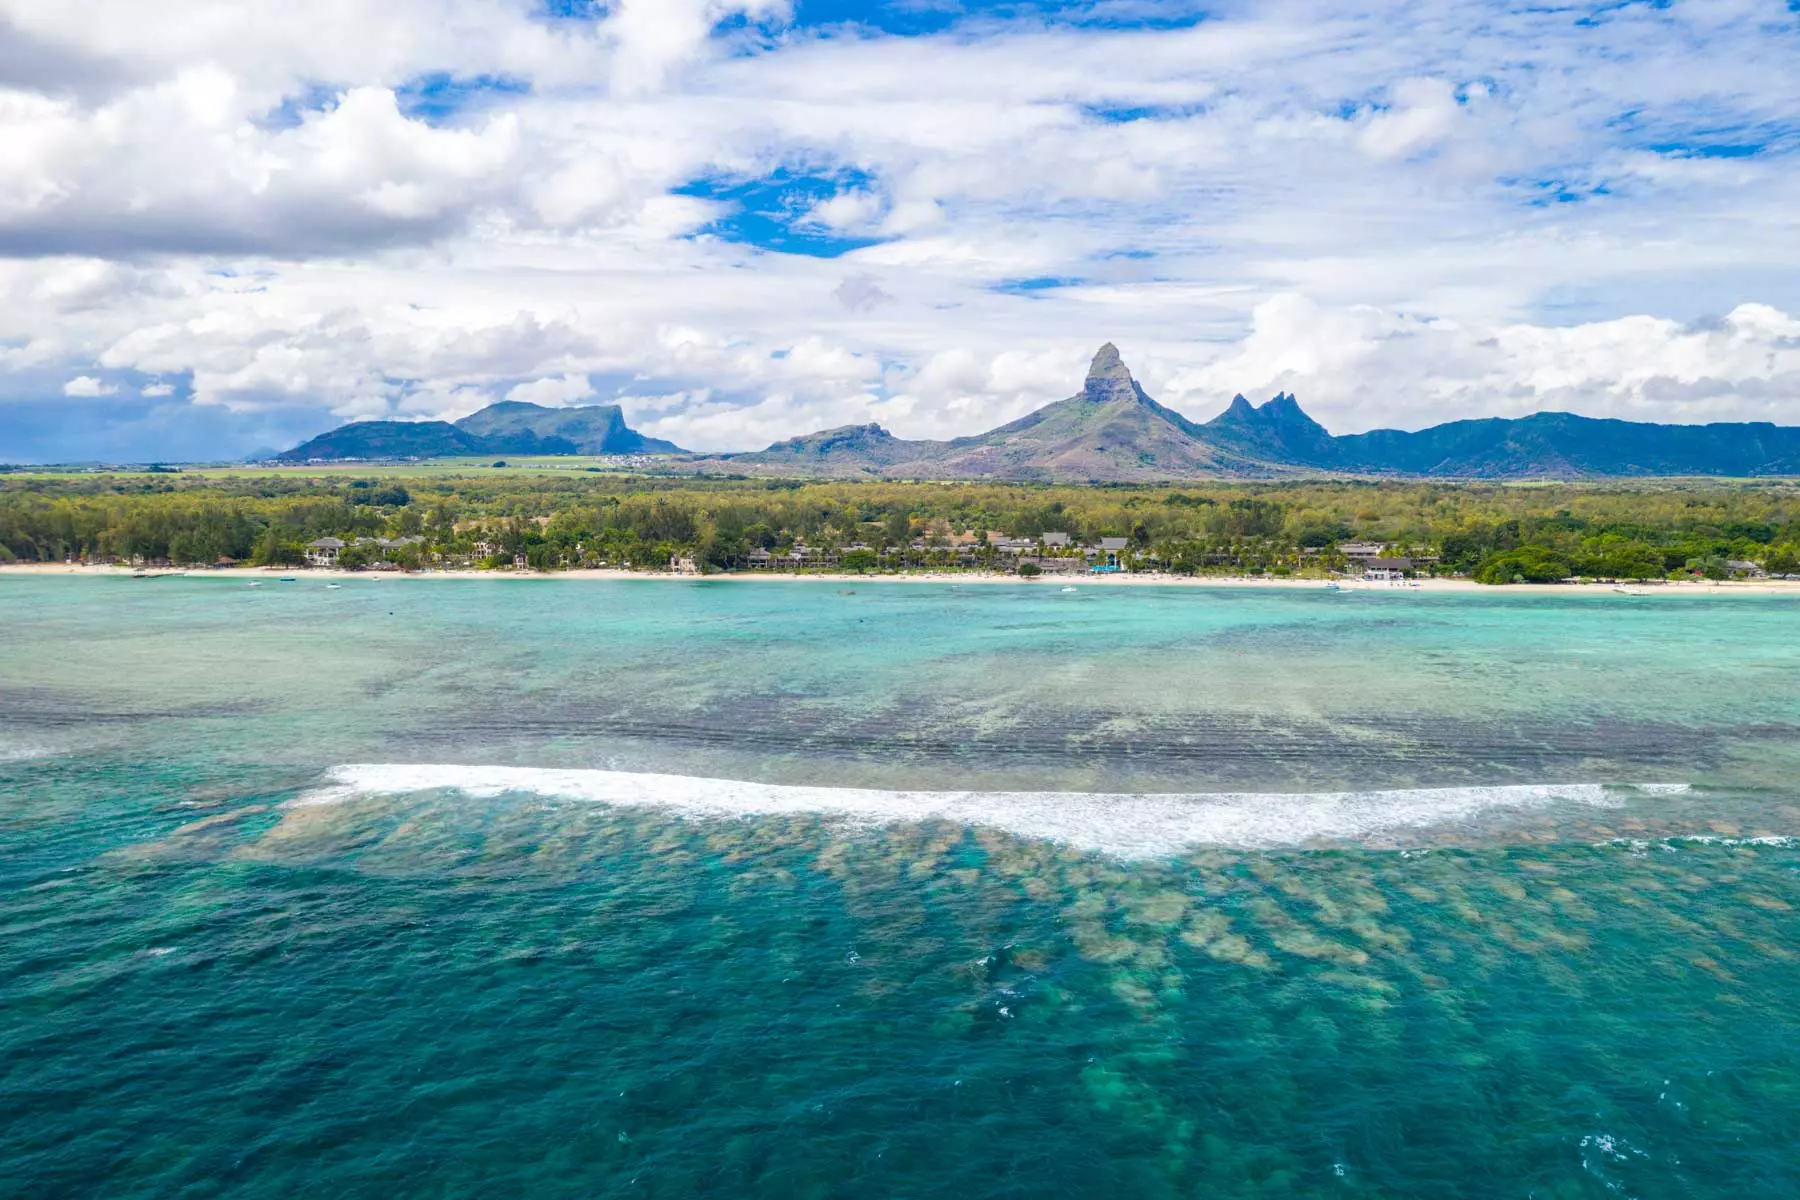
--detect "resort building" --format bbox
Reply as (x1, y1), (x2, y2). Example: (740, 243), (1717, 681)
(1094, 536), (1130, 568)
(1363, 557), (1413, 581)
(305, 537), (345, 566)
(1339, 541), (1390, 564)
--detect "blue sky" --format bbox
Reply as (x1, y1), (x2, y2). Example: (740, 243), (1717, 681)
(0, 0), (1797, 460)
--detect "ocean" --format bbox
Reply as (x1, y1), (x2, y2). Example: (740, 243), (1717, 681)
(5, 576), (1800, 1196)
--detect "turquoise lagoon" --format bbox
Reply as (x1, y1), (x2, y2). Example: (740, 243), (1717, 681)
(4, 576), (1800, 1196)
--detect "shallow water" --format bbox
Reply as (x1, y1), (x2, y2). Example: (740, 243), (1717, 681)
(5, 577), (1800, 1196)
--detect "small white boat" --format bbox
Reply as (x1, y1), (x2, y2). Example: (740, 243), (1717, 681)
(1324, 582), (1341, 591)
(1061, 586), (1078, 593)
(248, 581), (262, 588)
(326, 583), (342, 589)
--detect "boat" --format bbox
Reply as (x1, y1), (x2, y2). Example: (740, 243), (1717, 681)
(1061, 586), (1078, 593)
(279, 577), (297, 583)
(248, 581), (262, 588)
(1324, 582), (1341, 591)
(326, 583), (342, 589)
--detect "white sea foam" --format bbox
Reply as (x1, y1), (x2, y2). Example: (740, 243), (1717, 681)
(0, 739), (55, 763)
(296, 764), (1691, 858)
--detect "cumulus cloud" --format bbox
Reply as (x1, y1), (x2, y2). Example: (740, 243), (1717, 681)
(606, 0), (792, 95)
(506, 373), (595, 407)
(1167, 295), (1800, 433)
(0, 0), (1798, 460)
(805, 188), (885, 232)
(62, 374), (114, 396)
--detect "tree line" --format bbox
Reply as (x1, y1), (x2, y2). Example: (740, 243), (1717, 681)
(3, 472), (1798, 581)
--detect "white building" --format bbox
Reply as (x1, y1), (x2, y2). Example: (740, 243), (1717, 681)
(1339, 541), (1389, 563)
(1363, 557), (1413, 581)
(305, 537), (344, 566)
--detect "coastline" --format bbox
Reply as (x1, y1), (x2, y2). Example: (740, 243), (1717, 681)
(4, 561), (1797, 595)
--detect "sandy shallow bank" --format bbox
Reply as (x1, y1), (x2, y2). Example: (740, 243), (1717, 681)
(5, 561), (1798, 596)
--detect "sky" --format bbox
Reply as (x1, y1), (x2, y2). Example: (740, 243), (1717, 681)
(1, 0), (1799, 462)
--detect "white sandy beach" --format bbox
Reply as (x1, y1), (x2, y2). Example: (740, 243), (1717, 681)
(5, 561), (1797, 596)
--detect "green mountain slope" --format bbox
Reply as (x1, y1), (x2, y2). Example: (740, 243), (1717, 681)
(1331, 412), (1800, 477)
(453, 402), (683, 455)
(732, 424), (946, 473)
(275, 421), (488, 462)
(277, 401), (683, 462)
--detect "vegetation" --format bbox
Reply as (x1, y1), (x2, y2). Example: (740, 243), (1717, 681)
(3, 471), (1798, 583)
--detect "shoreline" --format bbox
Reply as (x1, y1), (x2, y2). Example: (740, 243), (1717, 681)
(3, 562), (1796, 596)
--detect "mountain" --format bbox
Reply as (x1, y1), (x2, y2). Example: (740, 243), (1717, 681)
(1202, 392), (1339, 464)
(721, 344), (1290, 481)
(919, 344), (1284, 480)
(1329, 412), (1800, 477)
(747, 424), (944, 471)
(453, 401), (682, 455)
(275, 349), (1800, 478)
(275, 420), (488, 462)
(276, 401), (683, 462)
(718, 349), (1800, 481)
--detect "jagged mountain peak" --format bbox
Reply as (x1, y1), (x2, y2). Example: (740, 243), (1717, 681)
(1082, 342), (1143, 405)
(1202, 390), (1336, 465)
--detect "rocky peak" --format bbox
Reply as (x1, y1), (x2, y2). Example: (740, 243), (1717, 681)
(1260, 393), (1308, 420)
(1082, 342), (1141, 405)
(1202, 390), (1336, 465)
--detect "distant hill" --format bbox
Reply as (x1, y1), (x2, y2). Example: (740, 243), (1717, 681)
(276, 420), (489, 462)
(1328, 412), (1800, 477)
(276, 401), (683, 462)
(743, 423), (943, 471)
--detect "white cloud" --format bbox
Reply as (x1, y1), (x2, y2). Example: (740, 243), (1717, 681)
(1357, 77), (1463, 161)
(606, 0), (792, 96)
(1167, 295), (1800, 434)
(805, 188), (884, 232)
(505, 372), (595, 407)
(0, 0), (1797, 459)
(142, 382), (174, 396)
(62, 374), (115, 396)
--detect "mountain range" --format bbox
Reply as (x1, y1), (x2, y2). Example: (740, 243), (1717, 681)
(275, 401), (683, 462)
(276, 345), (1800, 479)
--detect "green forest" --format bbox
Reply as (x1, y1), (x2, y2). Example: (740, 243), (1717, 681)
(3, 470), (1799, 582)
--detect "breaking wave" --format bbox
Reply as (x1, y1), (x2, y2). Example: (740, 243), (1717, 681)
(296, 764), (1690, 858)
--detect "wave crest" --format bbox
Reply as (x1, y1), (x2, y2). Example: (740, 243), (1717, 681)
(296, 764), (1689, 857)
